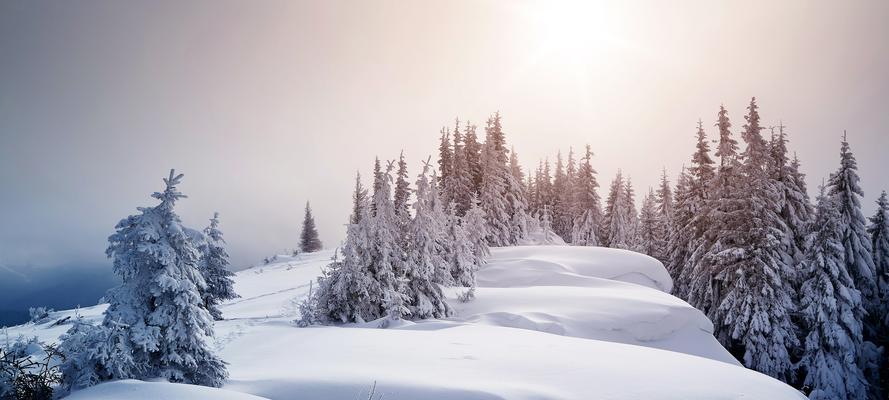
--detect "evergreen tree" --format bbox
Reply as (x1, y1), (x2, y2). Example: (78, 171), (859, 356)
(98, 169), (227, 387)
(652, 169), (673, 262)
(450, 125), (474, 216)
(300, 201), (323, 253)
(438, 127), (453, 191)
(446, 202), (476, 287)
(405, 161), (451, 318)
(371, 157), (383, 217)
(601, 170), (626, 248)
(368, 161), (411, 321)
(666, 168), (693, 297)
(826, 132), (878, 321)
(638, 189), (659, 257)
(463, 122), (483, 195)
(479, 113), (528, 246)
(393, 151), (411, 219)
(464, 194), (491, 264)
(200, 212), (239, 321)
(623, 177), (642, 252)
(799, 188), (868, 400)
(552, 151), (570, 240)
(868, 191), (889, 320)
(350, 171), (368, 225)
(571, 145), (601, 246)
(708, 98), (798, 381)
(769, 124), (813, 286)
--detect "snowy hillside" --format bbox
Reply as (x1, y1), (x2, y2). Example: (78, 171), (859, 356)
(6, 246), (804, 399)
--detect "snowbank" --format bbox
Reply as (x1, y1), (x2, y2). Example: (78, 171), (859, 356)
(5, 247), (805, 399)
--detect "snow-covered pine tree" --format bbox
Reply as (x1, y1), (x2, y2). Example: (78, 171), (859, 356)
(638, 189), (659, 257)
(100, 169), (228, 387)
(652, 169), (673, 262)
(708, 98), (798, 381)
(393, 151), (411, 220)
(446, 202), (474, 287)
(868, 191), (889, 322)
(866, 190), (889, 396)
(552, 151), (570, 240)
(438, 126), (453, 192)
(563, 148), (578, 242)
(682, 110), (740, 315)
(666, 168), (692, 297)
(668, 118), (716, 302)
(404, 160), (451, 319)
(450, 125), (474, 216)
(571, 145), (601, 246)
(509, 146), (524, 191)
(464, 194), (491, 261)
(371, 157), (383, 217)
(826, 132), (878, 323)
(799, 187), (868, 400)
(769, 123), (813, 287)
(201, 212), (239, 321)
(622, 176), (643, 252)
(463, 122), (483, 196)
(479, 113), (528, 246)
(601, 170), (626, 248)
(350, 171), (369, 225)
(369, 161), (411, 321)
(300, 201), (323, 253)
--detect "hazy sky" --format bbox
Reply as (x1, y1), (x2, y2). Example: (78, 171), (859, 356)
(1, 0), (888, 270)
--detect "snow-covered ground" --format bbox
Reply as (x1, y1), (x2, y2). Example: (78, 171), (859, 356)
(4, 246), (805, 399)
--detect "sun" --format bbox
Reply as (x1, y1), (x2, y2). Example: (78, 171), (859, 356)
(519, 1), (622, 58)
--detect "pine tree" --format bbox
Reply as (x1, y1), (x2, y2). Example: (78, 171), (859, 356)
(571, 145), (601, 246)
(799, 188), (868, 400)
(200, 212), (239, 321)
(708, 98), (798, 381)
(371, 157), (383, 217)
(350, 171), (368, 225)
(622, 176), (642, 251)
(393, 151), (411, 219)
(652, 169), (673, 262)
(300, 201), (323, 253)
(404, 160), (451, 318)
(464, 194), (491, 263)
(666, 168), (692, 297)
(368, 161), (411, 321)
(638, 189), (659, 257)
(601, 170), (626, 248)
(479, 113), (528, 246)
(99, 169), (227, 387)
(826, 132), (878, 321)
(463, 122), (483, 196)
(769, 123), (813, 286)
(438, 127), (453, 191)
(868, 191), (889, 320)
(446, 202), (475, 287)
(552, 151), (569, 240)
(450, 125), (474, 216)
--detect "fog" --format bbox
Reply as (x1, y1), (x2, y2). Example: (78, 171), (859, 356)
(2, 0), (888, 277)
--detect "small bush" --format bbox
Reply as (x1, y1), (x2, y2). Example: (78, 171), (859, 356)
(0, 337), (62, 400)
(27, 308), (53, 324)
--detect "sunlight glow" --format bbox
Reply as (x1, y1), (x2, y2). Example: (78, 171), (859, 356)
(521, 1), (623, 61)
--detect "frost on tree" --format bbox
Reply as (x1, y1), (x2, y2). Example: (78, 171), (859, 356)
(571, 145), (601, 246)
(707, 98), (798, 381)
(60, 170), (228, 390)
(404, 161), (452, 319)
(798, 188), (868, 400)
(638, 189), (659, 257)
(867, 191), (889, 327)
(200, 212), (239, 321)
(479, 113), (529, 246)
(826, 133), (878, 322)
(300, 201), (323, 252)
(601, 171), (638, 250)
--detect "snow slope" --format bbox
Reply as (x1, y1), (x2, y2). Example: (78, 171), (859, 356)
(4, 246), (804, 399)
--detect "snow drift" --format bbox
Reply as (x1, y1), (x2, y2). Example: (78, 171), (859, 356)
(5, 246), (804, 399)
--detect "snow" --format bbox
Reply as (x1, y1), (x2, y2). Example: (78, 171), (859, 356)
(4, 246), (804, 399)
(64, 380), (268, 400)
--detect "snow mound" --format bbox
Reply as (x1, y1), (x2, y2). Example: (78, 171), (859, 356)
(5, 247), (805, 399)
(481, 246), (672, 292)
(65, 380), (270, 400)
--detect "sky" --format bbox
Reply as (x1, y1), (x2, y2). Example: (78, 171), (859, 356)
(1, 0), (888, 276)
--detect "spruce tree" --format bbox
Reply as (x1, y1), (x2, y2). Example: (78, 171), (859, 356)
(393, 151), (411, 219)
(479, 113), (528, 246)
(666, 168), (693, 298)
(200, 212), (239, 321)
(652, 169), (673, 262)
(463, 122), (483, 196)
(101, 169), (228, 387)
(369, 161), (411, 321)
(601, 170), (626, 248)
(622, 176), (642, 252)
(709, 98), (798, 381)
(450, 126), (474, 216)
(826, 132), (878, 320)
(300, 201), (323, 252)
(799, 188), (868, 400)
(571, 145), (601, 246)
(868, 191), (889, 319)
(638, 189), (659, 257)
(405, 161), (451, 318)
(438, 127), (453, 191)
(350, 171), (368, 225)
(769, 124), (813, 286)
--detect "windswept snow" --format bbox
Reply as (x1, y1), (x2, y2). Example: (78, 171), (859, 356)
(4, 246), (804, 399)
